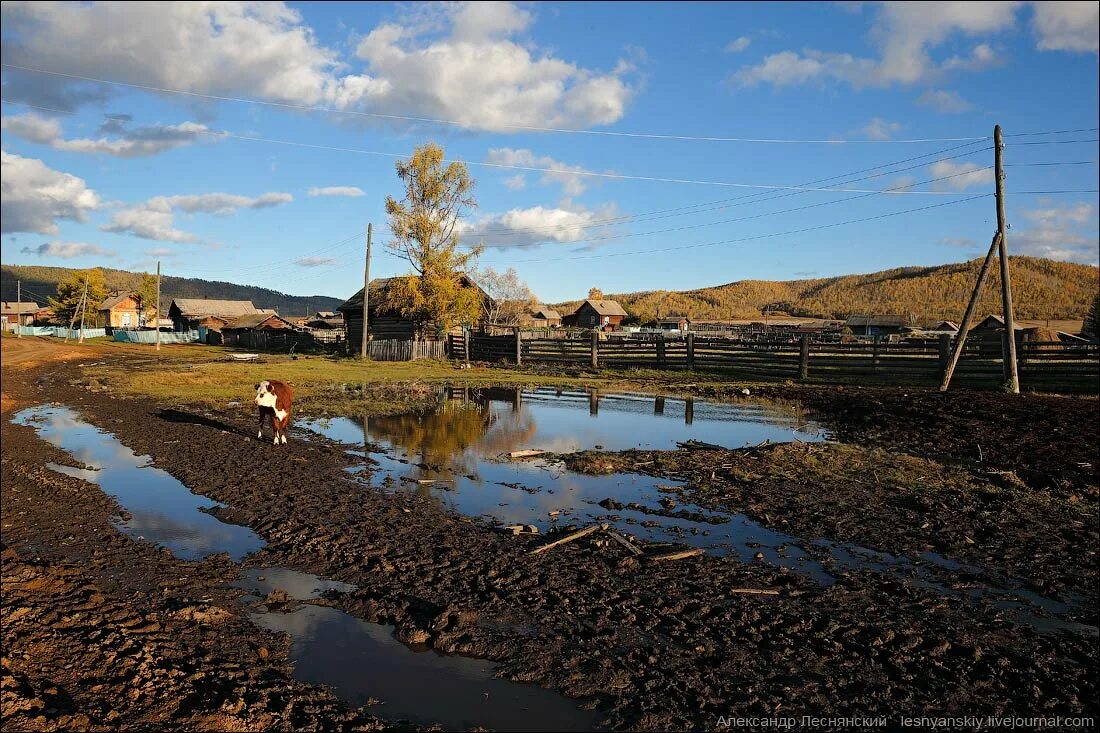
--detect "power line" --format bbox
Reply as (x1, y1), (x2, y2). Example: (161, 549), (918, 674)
(0, 63), (989, 144)
(1004, 128), (1099, 137)
(1011, 139), (1100, 146)
(506, 195), (989, 263)
(1004, 161), (1099, 167)
(476, 166), (995, 249)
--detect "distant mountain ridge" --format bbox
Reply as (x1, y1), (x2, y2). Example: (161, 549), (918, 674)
(552, 257), (1099, 324)
(0, 264), (344, 317)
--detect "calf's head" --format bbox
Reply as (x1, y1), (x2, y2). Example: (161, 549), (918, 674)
(254, 381), (278, 409)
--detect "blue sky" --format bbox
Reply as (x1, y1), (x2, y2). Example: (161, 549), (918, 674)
(1, 1), (1097, 304)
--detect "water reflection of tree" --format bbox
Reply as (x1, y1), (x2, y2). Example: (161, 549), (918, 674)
(367, 394), (536, 475)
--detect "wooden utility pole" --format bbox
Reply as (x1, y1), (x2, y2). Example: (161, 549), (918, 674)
(155, 261), (162, 351)
(939, 232), (1001, 391)
(361, 223), (372, 359)
(77, 277), (89, 343)
(994, 125), (1020, 393)
(16, 280), (21, 338)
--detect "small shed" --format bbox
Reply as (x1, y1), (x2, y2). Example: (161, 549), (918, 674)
(217, 312), (297, 348)
(972, 314), (1025, 332)
(527, 306), (562, 328)
(657, 316), (690, 333)
(844, 314), (910, 336)
(566, 299), (628, 331)
(168, 299), (261, 331)
(1, 301), (38, 331)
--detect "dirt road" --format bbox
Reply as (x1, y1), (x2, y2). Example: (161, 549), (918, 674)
(2, 338), (1097, 730)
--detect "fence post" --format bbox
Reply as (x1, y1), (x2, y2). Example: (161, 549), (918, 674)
(514, 327), (522, 365)
(463, 326), (470, 365)
(590, 331), (599, 369)
(448, 333), (455, 360)
(938, 334), (950, 373)
(798, 334), (810, 380)
(1001, 331), (1011, 382)
(872, 335), (881, 374)
(656, 334), (666, 369)
(686, 333), (695, 370)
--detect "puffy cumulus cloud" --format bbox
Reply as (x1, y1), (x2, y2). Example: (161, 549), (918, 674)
(459, 202), (622, 249)
(915, 88), (973, 113)
(0, 112), (216, 158)
(0, 1), (340, 110)
(1032, 1), (1099, 53)
(101, 191), (292, 242)
(731, 2), (1018, 89)
(929, 159), (994, 190)
(485, 148), (604, 197)
(307, 186), (365, 197)
(295, 256), (338, 267)
(20, 240), (115, 259)
(0, 150), (99, 234)
(1, 1), (636, 132)
(101, 199), (197, 243)
(860, 117), (902, 140)
(345, 2), (636, 131)
(1012, 201), (1099, 263)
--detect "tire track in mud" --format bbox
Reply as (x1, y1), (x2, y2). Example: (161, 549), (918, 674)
(10, 357), (1094, 730)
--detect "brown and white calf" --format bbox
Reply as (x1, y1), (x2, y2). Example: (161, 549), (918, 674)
(254, 380), (293, 445)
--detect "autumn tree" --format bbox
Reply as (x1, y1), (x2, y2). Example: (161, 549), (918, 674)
(1084, 291), (1100, 339)
(587, 287), (604, 300)
(135, 273), (158, 326)
(382, 142), (485, 334)
(49, 268), (107, 327)
(477, 267), (537, 326)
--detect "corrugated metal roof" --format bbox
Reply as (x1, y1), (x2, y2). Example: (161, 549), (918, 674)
(223, 313), (291, 330)
(171, 299), (258, 318)
(0, 301), (40, 315)
(532, 307), (561, 319)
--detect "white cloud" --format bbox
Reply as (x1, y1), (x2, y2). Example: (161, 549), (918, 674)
(1032, 1), (1099, 53)
(101, 191), (292, 242)
(1012, 202), (1099, 263)
(101, 199), (197, 243)
(1, 112), (216, 158)
(308, 186), (365, 197)
(731, 2), (1019, 89)
(502, 175), (527, 191)
(459, 203), (621, 249)
(860, 116), (902, 140)
(915, 88), (973, 113)
(0, 150), (99, 234)
(485, 148), (603, 197)
(20, 241), (115, 259)
(1, 2), (636, 132)
(295, 256), (338, 267)
(930, 159), (994, 190)
(144, 247), (177, 258)
(725, 36), (752, 53)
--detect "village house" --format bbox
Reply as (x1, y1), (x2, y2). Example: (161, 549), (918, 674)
(0, 301), (39, 331)
(167, 298), (263, 331)
(656, 316), (690, 333)
(564, 299), (628, 331)
(844, 314), (910, 337)
(98, 292), (156, 333)
(337, 275), (492, 353)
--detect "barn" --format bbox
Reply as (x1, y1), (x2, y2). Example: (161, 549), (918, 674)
(217, 312), (299, 348)
(168, 299), (261, 331)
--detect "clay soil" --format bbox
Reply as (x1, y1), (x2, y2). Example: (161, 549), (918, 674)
(2, 340), (1097, 731)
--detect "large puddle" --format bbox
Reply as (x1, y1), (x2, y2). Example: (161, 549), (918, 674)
(302, 388), (1096, 637)
(12, 404), (600, 729)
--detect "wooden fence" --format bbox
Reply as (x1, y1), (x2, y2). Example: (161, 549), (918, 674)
(462, 331), (1099, 392)
(368, 338), (448, 361)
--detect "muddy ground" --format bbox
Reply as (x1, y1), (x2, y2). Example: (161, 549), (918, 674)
(2, 343), (1098, 730)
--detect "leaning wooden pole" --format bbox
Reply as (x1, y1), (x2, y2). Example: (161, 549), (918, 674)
(940, 232), (1002, 391)
(155, 260), (162, 351)
(994, 125), (1020, 393)
(361, 223), (372, 360)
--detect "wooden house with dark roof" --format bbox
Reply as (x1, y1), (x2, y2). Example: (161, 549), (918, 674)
(337, 275), (492, 352)
(168, 298), (261, 331)
(564, 299), (628, 331)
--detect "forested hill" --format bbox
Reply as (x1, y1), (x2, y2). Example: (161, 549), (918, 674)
(0, 265), (344, 317)
(555, 257), (1099, 323)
